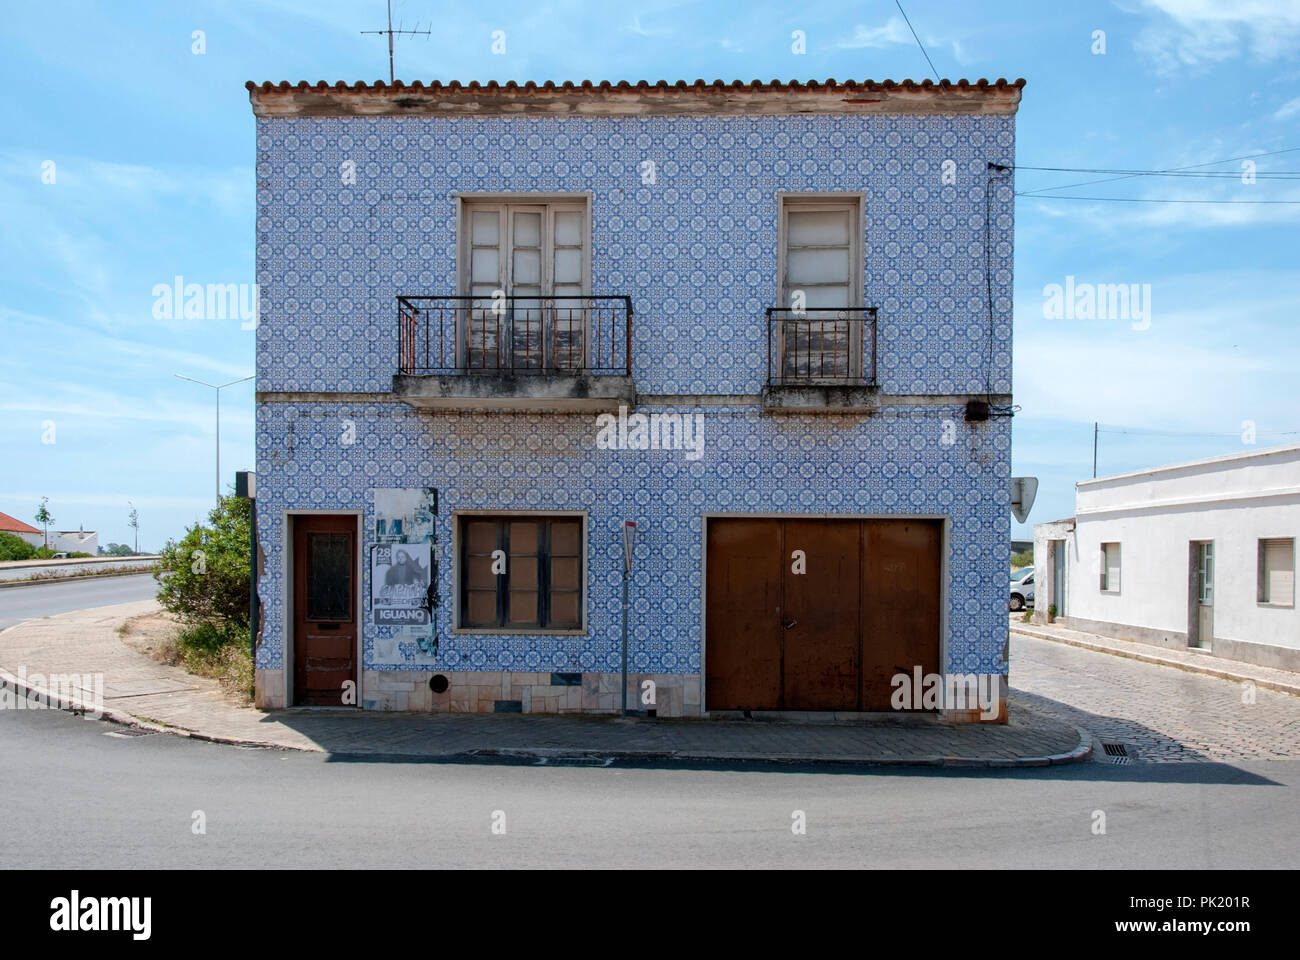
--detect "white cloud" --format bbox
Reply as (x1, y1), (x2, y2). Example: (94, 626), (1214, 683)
(1129, 0), (1300, 72)
(1274, 97), (1300, 120)
(836, 16), (913, 49)
(835, 14), (967, 66)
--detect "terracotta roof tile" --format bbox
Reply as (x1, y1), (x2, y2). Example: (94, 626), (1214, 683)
(0, 511), (42, 535)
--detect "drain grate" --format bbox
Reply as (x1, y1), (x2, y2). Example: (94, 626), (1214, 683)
(103, 728), (155, 739)
(1101, 742), (1132, 764)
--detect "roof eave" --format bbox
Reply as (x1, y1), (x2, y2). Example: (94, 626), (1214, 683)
(245, 78), (1025, 118)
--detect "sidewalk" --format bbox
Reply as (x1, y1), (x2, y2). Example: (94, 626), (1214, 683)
(0, 602), (1091, 767)
(1011, 616), (1300, 698)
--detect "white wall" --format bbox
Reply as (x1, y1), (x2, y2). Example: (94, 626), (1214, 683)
(1063, 446), (1300, 651)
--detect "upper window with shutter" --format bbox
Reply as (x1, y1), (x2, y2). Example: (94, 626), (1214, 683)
(1258, 538), (1295, 607)
(777, 195), (862, 380)
(458, 197), (590, 372)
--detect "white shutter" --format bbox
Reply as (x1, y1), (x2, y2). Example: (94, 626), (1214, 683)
(1263, 539), (1295, 606)
(1102, 543), (1121, 592)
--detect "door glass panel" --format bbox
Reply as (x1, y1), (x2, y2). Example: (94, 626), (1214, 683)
(783, 206), (854, 380)
(307, 533), (351, 621)
(787, 209), (849, 246)
(552, 211), (585, 369)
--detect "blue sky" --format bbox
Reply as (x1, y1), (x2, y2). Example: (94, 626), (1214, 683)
(2, 0), (1298, 549)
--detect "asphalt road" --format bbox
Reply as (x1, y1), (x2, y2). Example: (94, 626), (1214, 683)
(2, 706), (1295, 868)
(0, 573), (157, 631)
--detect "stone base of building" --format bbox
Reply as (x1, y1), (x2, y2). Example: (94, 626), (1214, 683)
(360, 671), (701, 715)
(255, 668), (1006, 721)
(1047, 615), (1300, 674)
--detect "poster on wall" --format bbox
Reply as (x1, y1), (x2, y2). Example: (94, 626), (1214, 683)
(370, 542), (431, 625)
(370, 487), (439, 661)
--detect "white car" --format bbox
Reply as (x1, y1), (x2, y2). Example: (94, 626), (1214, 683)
(1009, 567), (1035, 611)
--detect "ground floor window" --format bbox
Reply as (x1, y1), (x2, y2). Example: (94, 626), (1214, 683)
(1258, 538), (1295, 607)
(459, 515), (583, 630)
(1100, 542), (1121, 593)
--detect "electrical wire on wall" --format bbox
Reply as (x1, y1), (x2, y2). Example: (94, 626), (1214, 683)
(984, 161), (1012, 404)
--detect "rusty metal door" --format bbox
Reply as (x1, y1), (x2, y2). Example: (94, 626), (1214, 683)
(781, 519), (861, 710)
(293, 515), (358, 706)
(860, 519), (941, 710)
(705, 518), (782, 710)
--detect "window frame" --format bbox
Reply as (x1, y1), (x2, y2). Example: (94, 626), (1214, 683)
(1257, 537), (1296, 608)
(455, 192), (593, 372)
(1100, 542), (1121, 594)
(452, 510), (588, 635)
(774, 192), (866, 382)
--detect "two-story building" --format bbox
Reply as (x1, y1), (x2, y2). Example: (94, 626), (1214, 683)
(247, 77), (1022, 720)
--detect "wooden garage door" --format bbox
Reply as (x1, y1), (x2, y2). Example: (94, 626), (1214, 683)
(705, 518), (941, 712)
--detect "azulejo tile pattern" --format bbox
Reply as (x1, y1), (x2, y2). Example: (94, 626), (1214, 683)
(253, 110), (1015, 687)
(255, 405), (1011, 676)
(255, 114), (1014, 396)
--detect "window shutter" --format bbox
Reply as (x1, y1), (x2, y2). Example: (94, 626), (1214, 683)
(1264, 539), (1295, 606)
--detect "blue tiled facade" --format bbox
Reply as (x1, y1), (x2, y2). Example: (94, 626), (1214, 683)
(252, 102), (1016, 707)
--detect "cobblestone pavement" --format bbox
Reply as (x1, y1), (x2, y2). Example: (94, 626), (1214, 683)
(1010, 631), (1300, 764)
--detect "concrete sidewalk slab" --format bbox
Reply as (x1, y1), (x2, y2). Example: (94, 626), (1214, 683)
(1011, 618), (1300, 698)
(0, 603), (1092, 767)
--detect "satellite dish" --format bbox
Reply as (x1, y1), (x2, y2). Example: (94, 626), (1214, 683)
(1011, 477), (1039, 524)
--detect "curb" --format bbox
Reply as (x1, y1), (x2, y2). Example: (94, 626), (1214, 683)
(1012, 625), (1300, 698)
(0, 663), (321, 754)
(0, 657), (1093, 767)
(0, 569), (158, 589)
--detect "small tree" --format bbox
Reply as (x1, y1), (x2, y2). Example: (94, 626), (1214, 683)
(127, 501), (140, 555)
(34, 497), (54, 549)
(154, 495), (251, 634)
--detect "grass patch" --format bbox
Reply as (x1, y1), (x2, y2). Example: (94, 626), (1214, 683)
(156, 622), (253, 703)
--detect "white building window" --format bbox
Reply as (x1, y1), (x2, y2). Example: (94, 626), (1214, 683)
(1100, 542), (1121, 593)
(1258, 538), (1295, 607)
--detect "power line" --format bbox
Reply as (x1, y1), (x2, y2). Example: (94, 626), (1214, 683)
(1098, 426), (1300, 438)
(1013, 145), (1300, 197)
(1014, 166), (1300, 178)
(1015, 194), (1300, 204)
(895, 0), (939, 82)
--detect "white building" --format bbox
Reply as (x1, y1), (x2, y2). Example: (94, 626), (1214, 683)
(1033, 444), (1299, 671)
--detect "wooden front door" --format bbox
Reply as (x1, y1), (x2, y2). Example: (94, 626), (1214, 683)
(705, 517), (941, 712)
(293, 515), (358, 706)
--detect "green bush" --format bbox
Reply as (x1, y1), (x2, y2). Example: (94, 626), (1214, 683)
(154, 495), (251, 630)
(176, 620), (248, 654)
(0, 532), (36, 561)
(68, 551), (94, 558)
(1011, 549), (1034, 568)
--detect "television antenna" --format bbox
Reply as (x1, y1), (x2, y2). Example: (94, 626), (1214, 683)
(361, 0), (431, 84)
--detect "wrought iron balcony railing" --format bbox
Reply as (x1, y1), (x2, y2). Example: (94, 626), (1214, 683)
(765, 307), (878, 387)
(398, 295), (632, 376)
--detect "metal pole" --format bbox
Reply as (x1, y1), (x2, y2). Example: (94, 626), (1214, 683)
(620, 570), (629, 716)
(1093, 421), (1098, 478)
(216, 387), (222, 504)
(249, 500), (258, 666)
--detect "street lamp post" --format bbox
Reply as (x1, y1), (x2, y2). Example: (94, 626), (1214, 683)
(175, 374), (254, 505)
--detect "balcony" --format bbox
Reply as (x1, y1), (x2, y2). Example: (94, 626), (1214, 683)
(393, 295), (635, 412)
(762, 307), (880, 413)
